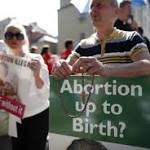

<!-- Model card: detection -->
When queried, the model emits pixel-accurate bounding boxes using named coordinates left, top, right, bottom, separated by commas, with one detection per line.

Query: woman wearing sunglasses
left=3, top=22, right=49, bottom=150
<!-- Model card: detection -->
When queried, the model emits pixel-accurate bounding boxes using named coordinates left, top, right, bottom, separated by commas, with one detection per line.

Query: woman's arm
left=30, top=59, right=44, bottom=89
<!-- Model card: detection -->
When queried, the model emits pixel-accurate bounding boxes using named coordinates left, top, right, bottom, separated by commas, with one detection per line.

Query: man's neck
left=96, top=26, right=114, bottom=41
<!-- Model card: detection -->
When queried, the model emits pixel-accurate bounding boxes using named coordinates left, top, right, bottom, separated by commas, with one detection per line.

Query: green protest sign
left=49, top=75, right=150, bottom=149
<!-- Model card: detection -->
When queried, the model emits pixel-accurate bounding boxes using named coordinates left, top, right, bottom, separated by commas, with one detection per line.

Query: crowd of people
left=114, top=0, right=150, bottom=51
left=29, top=40, right=73, bottom=75
left=0, top=0, right=150, bottom=150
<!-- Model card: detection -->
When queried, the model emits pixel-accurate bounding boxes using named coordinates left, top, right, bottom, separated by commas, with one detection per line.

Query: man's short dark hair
left=65, top=40, right=73, bottom=49
left=66, top=139, right=108, bottom=150
left=41, top=45, right=50, bottom=55
left=119, top=0, right=131, bottom=8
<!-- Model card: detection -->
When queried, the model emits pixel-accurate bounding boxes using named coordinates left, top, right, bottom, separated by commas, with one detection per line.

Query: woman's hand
left=30, top=59, right=44, bottom=89
left=30, top=59, right=41, bottom=77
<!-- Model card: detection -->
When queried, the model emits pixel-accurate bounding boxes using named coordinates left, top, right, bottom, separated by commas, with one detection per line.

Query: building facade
left=58, top=0, right=93, bottom=53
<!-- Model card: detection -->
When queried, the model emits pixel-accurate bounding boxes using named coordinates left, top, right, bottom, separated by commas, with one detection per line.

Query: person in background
left=3, top=21, right=49, bottom=150
left=0, top=41, right=12, bottom=150
left=114, top=0, right=138, bottom=31
left=61, top=40, right=73, bottom=59
left=66, top=139, right=108, bottom=150
left=30, top=45, right=38, bottom=53
left=41, top=45, right=58, bottom=74
left=137, top=26, right=150, bottom=52
left=0, top=62, right=18, bottom=100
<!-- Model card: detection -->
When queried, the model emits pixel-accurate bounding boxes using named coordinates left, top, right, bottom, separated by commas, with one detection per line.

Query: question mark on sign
left=119, top=122, right=126, bottom=138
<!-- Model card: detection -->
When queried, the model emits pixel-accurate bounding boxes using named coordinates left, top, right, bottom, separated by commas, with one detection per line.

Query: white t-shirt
left=7, top=52, right=50, bottom=137
left=8, top=52, right=50, bottom=118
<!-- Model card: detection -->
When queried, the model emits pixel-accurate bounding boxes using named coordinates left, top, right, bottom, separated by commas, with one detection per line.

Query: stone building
left=58, top=0, right=93, bottom=52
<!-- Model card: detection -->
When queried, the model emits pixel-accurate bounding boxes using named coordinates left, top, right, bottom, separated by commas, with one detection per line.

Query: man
left=52, top=0, right=150, bottom=79
left=30, top=45, right=38, bottom=53
left=114, top=0, right=138, bottom=31
left=60, top=40, right=74, bottom=59
left=66, top=138, right=108, bottom=150
left=41, top=45, right=58, bottom=74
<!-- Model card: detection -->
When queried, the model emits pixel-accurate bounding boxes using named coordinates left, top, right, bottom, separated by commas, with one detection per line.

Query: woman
left=3, top=22, right=50, bottom=150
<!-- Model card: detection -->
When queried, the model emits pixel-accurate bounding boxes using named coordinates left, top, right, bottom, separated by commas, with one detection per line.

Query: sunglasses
left=4, top=32, right=24, bottom=40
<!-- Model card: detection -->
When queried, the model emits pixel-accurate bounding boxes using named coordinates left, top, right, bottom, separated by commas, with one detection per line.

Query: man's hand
left=52, top=59, right=72, bottom=79
left=72, top=57, right=105, bottom=76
